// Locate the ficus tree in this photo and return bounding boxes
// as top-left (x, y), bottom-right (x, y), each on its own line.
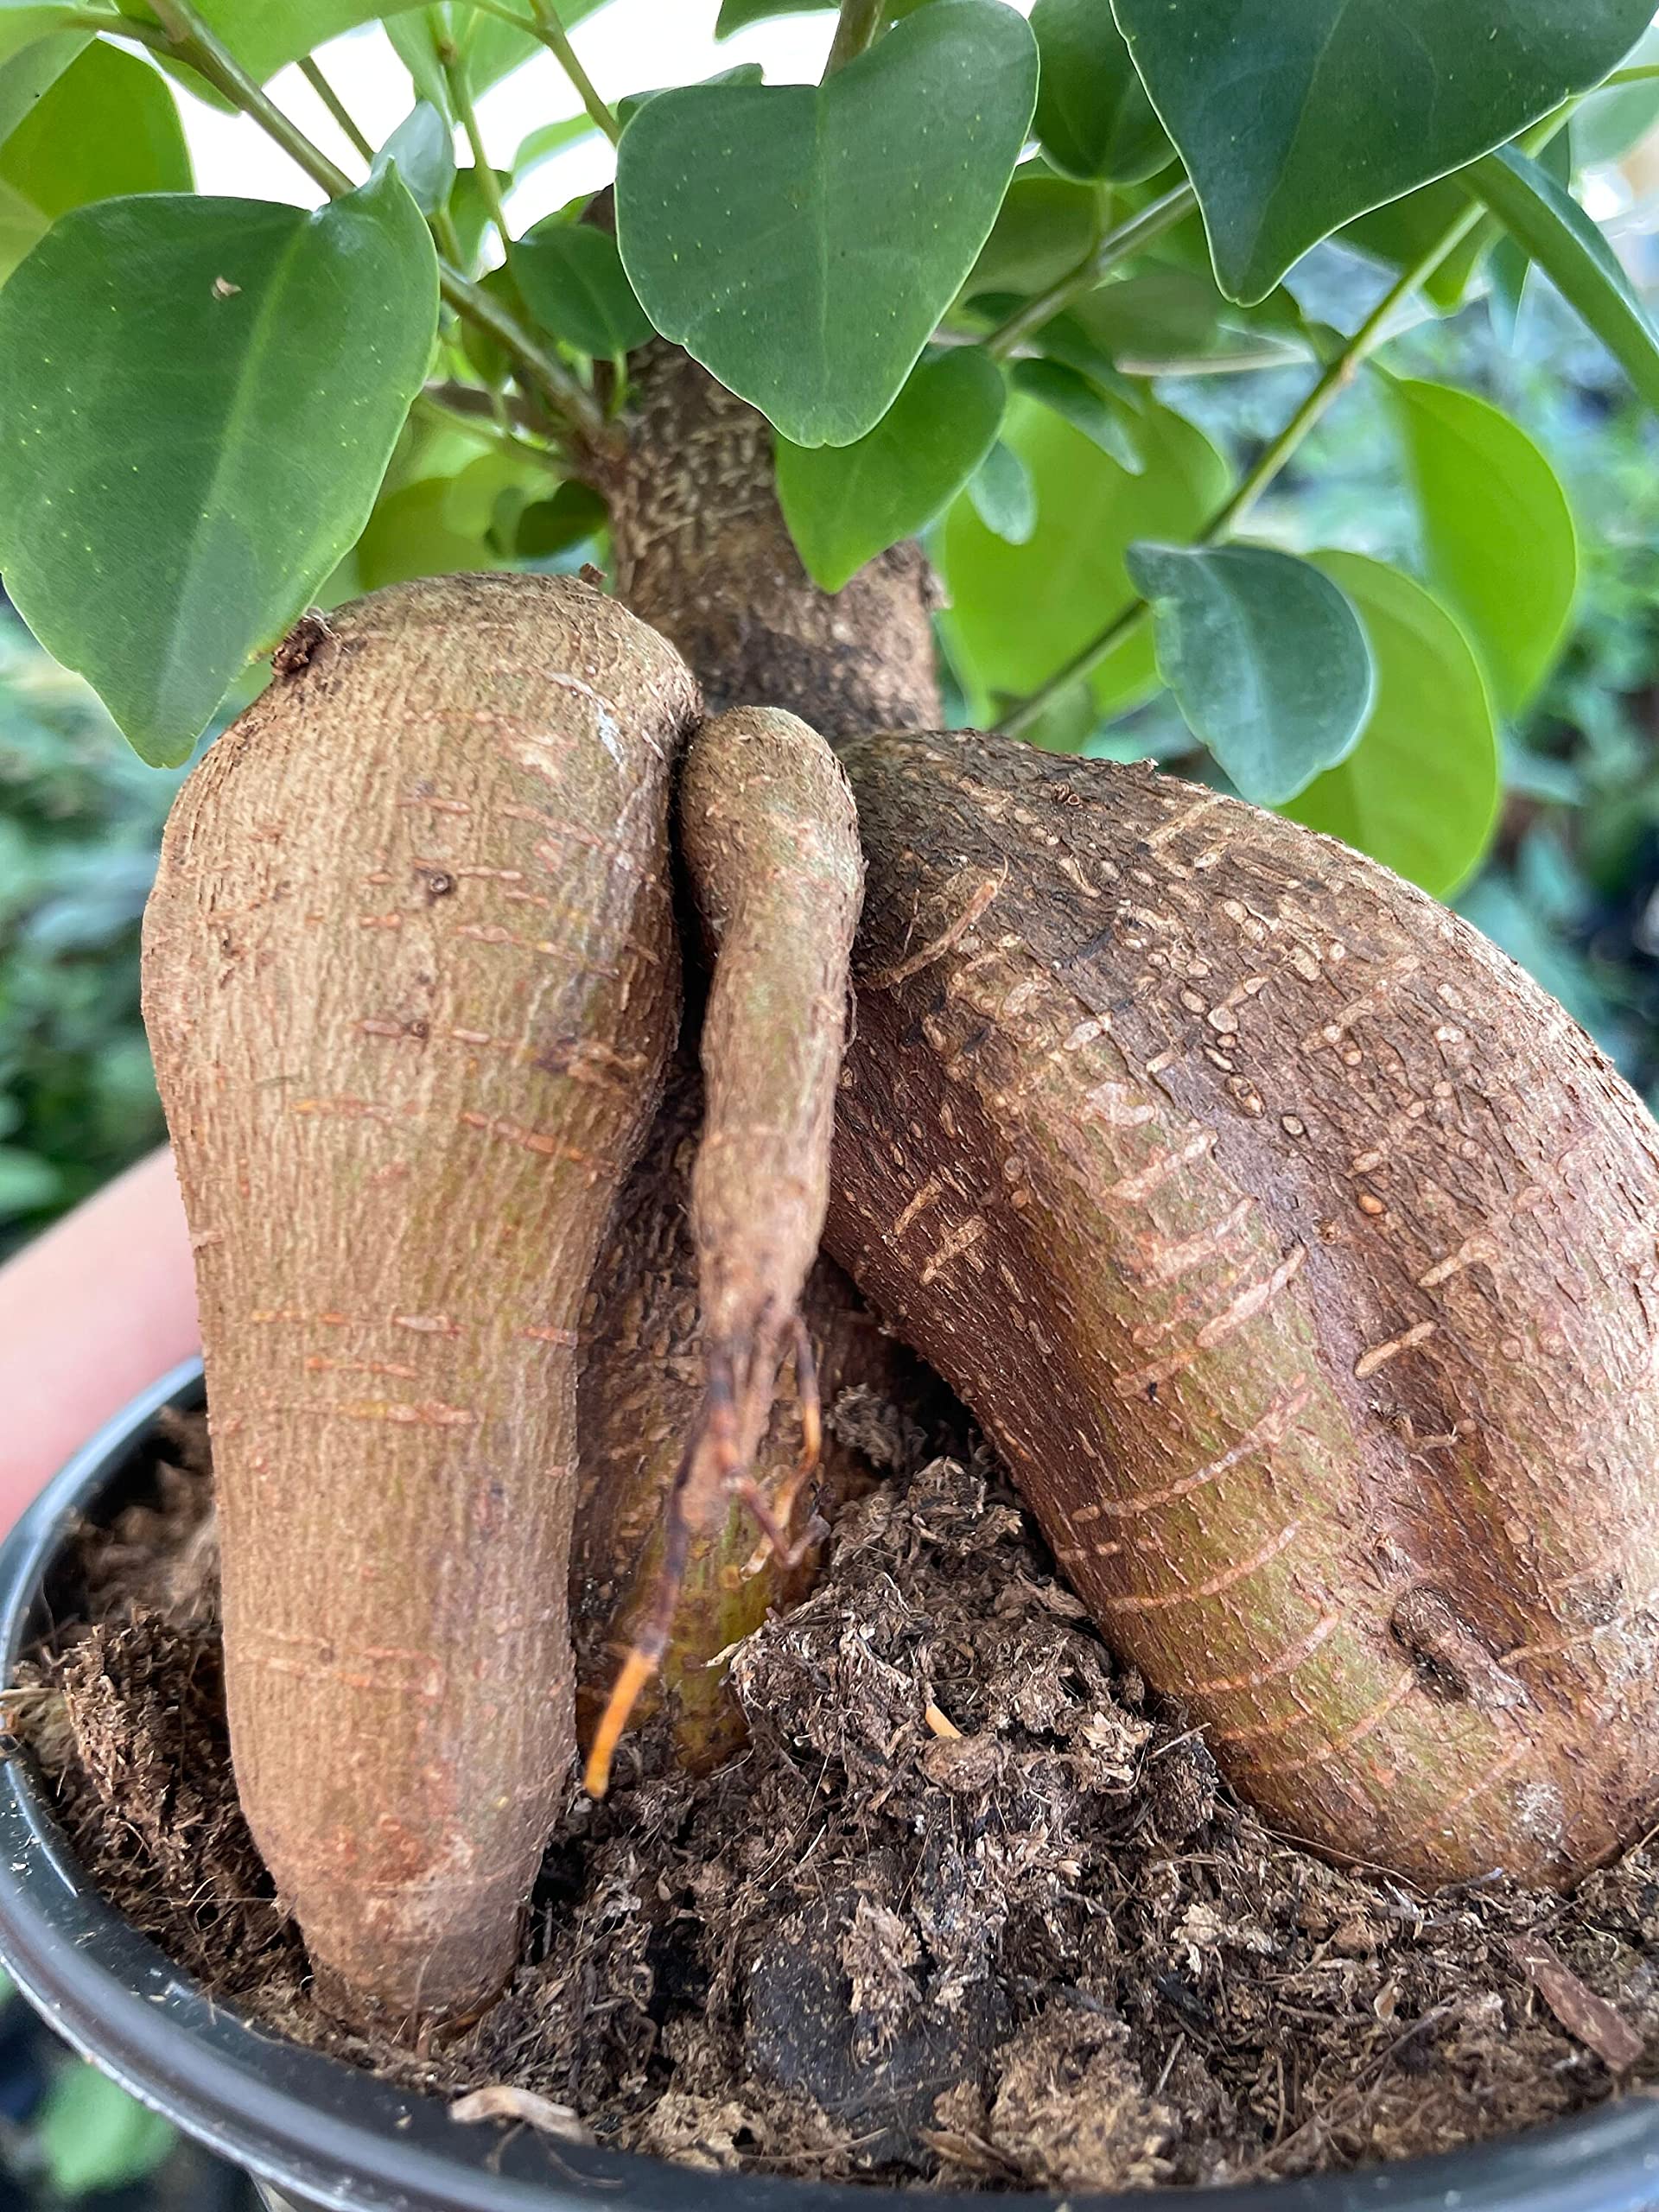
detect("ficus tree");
top-left (6, 0), bottom-right (1659, 2036)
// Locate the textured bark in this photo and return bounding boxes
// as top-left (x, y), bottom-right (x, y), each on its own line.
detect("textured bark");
top-left (606, 342), bottom-right (942, 736)
top-left (682, 707), bottom-right (863, 1403)
top-left (142, 574), bottom-right (699, 2024)
top-left (828, 730), bottom-right (1659, 1886)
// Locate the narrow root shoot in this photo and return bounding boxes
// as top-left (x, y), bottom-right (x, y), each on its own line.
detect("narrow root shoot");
top-left (587, 708), bottom-right (861, 1790)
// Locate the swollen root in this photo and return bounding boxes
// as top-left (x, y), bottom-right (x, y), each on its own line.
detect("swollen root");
top-left (143, 575), bottom-right (699, 2024)
top-left (585, 708), bottom-right (862, 1794)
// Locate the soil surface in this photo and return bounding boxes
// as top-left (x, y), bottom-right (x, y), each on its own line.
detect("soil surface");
top-left (11, 1402), bottom-right (1659, 2190)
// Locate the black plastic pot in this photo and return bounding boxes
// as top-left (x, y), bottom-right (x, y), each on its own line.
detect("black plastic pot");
top-left (3, 1368), bottom-right (1659, 2212)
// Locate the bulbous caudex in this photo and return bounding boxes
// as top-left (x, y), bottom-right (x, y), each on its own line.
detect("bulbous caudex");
top-left (829, 727), bottom-right (1659, 1887)
top-left (142, 574), bottom-right (698, 2026)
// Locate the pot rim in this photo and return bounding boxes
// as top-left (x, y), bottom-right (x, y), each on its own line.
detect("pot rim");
top-left (2, 1363), bottom-right (1658, 2212)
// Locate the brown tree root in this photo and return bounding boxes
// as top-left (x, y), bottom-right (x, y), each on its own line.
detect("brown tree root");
top-left (142, 575), bottom-right (698, 2027)
top-left (828, 728), bottom-right (1659, 1887)
top-left (586, 707), bottom-right (864, 1792)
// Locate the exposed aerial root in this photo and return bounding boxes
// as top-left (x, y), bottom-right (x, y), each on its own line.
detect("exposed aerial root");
top-left (585, 708), bottom-right (862, 1794)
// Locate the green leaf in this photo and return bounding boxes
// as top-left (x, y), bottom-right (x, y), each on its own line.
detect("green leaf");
top-left (120, 0), bottom-right (427, 86)
top-left (1342, 178), bottom-right (1496, 311)
top-left (1031, 0), bottom-right (1171, 184)
top-left (1112, 0), bottom-right (1654, 302)
top-left (940, 393), bottom-right (1226, 713)
top-left (512, 219), bottom-right (652, 357)
top-left (0, 41), bottom-right (190, 283)
top-left (389, 0), bottom-right (607, 111)
top-left (356, 476), bottom-right (490, 592)
top-left (517, 479), bottom-right (607, 558)
top-left (777, 347), bottom-right (1005, 591)
top-left (617, 63), bottom-right (764, 130)
top-left (965, 174), bottom-right (1097, 297)
top-left (1486, 128), bottom-right (1571, 349)
top-left (0, 26), bottom-right (87, 145)
top-left (37, 2063), bottom-right (175, 2200)
top-left (1124, 543), bottom-right (1375, 806)
top-left (1471, 144), bottom-right (1659, 416)
top-left (380, 103), bottom-right (454, 216)
top-left (715, 0), bottom-right (825, 32)
top-left (1391, 377), bottom-right (1579, 719)
top-left (1009, 356), bottom-right (1140, 473)
top-left (0, 172), bottom-right (439, 764)
top-left (616, 0), bottom-right (1036, 445)
top-left (1284, 554), bottom-right (1499, 897)
top-left (514, 113), bottom-right (598, 175)
top-left (1575, 23), bottom-right (1659, 166)
top-left (964, 438), bottom-right (1035, 545)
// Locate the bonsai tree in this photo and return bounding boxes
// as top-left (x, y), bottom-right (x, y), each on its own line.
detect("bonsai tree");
top-left (4, 0), bottom-right (1659, 2036)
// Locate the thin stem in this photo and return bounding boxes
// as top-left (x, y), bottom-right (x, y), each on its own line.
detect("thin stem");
top-left (437, 269), bottom-right (617, 452)
top-left (984, 181), bottom-right (1198, 361)
top-left (146, 0), bottom-right (353, 197)
top-left (63, 8), bottom-right (166, 46)
top-left (445, 58), bottom-right (512, 251)
top-left (996, 200), bottom-right (1488, 739)
top-left (824, 0), bottom-right (885, 76)
top-left (299, 56), bottom-right (374, 164)
top-left (525, 0), bottom-right (620, 144)
top-left (415, 389), bottom-right (562, 472)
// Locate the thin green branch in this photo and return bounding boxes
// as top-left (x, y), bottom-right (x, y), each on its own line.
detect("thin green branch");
top-left (983, 181), bottom-right (1199, 362)
top-left (299, 55), bottom-right (373, 164)
top-left (526, 0), bottom-right (620, 144)
top-left (146, 0), bottom-right (353, 197)
top-left (824, 0), bottom-right (886, 76)
top-left (444, 57), bottom-right (512, 250)
top-left (415, 388), bottom-right (563, 472)
top-left (995, 200), bottom-right (1488, 740)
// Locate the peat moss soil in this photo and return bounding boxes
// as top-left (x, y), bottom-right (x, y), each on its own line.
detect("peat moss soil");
top-left (13, 1400), bottom-right (1659, 2192)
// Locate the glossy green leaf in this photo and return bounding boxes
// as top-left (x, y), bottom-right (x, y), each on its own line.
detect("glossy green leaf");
top-left (517, 480), bottom-right (607, 557)
top-left (966, 175), bottom-right (1097, 297)
top-left (118, 0), bottom-right (429, 86)
top-left (380, 103), bottom-right (454, 215)
top-left (0, 42), bottom-right (189, 283)
top-left (1342, 179), bottom-right (1495, 311)
top-left (616, 0), bottom-right (1036, 445)
top-left (38, 2064), bottom-right (175, 2199)
top-left (1391, 378), bottom-right (1578, 719)
top-left (1031, 0), bottom-right (1171, 184)
top-left (0, 173), bottom-right (438, 764)
top-left (1010, 356), bottom-right (1140, 472)
top-left (1575, 24), bottom-right (1659, 165)
top-left (1125, 542), bottom-right (1373, 806)
top-left (777, 348), bottom-right (1004, 591)
top-left (514, 113), bottom-right (597, 175)
top-left (1112, 0), bottom-right (1653, 302)
top-left (1284, 553), bottom-right (1499, 897)
top-left (0, 25), bottom-right (86, 143)
top-left (941, 394), bottom-right (1226, 711)
top-left (389, 0), bottom-right (607, 111)
top-left (715, 0), bottom-right (826, 32)
top-left (512, 219), bottom-right (652, 357)
top-left (617, 63), bottom-right (763, 129)
top-left (964, 438), bottom-right (1035, 545)
top-left (1486, 128), bottom-right (1571, 349)
top-left (1471, 144), bottom-right (1659, 416)
top-left (357, 476), bottom-right (490, 592)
